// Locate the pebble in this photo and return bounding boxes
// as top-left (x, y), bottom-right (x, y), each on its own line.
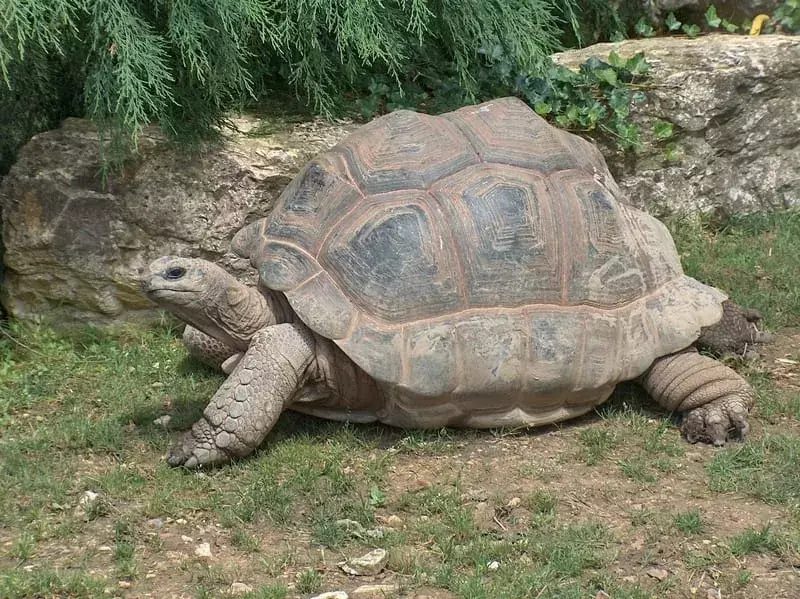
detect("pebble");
top-left (181, 535), bottom-right (193, 543)
top-left (385, 515), bottom-right (404, 528)
top-left (118, 581), bottom-right (132, 589)
top-left (595, 592), bottom-right (611, 599)
top-left (146, 518), bottom-right (164, 529)
top-left (229, 582), bottom-right (254, 595)
top-left (507, 497), bottom-right (522, 508)
top-left (79, 490), bottom-right (99, 507)
top-left (310, 593), bottom-right (348, 599)
top-left (339, 548), bottom-right (388, 576)
top-left (487, 561), bottom-right (500, 571)
top-left (646, 567), bottom-right (669, 581)
top-left (352, 583), bottom-right (399, 598)
top-left (194, 542), bottom-right (212, 558)
top-left (153, 415), bottom-right (171, 427)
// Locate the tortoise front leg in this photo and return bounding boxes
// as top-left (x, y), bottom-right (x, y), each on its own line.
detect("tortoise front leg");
top-left (639, 349), bottom-right (755, 446)
top-left (169, 323), bottom-right (317, 467)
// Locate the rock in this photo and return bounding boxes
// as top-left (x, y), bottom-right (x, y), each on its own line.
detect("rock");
top-left (339, 548), bottom-right (388, 576)
top-left (507, 497), bottom-right (522, 508)
top-left (384, 515), bottom-right (404, 528)
top-left (336, 519), bottom-right (366, 536)
top-left (194, 542), bottom-right (212, 558)
top-left (153, 415), bottom-right (171, 427)
top-left (351, 583), bottom-right (399, 598)
top-left (310, 593), bottom-right (348, 599)
top-left (553, 34), bottom-right (800, 217)
top-left (229, 582), bottom-right (254, 595)
top-left (181, 535), bottom-right (193, 543)
top-left (487, 561), bottom-right (500, 571)
top-left (595, 591), bottom-right (611, 599)
top-left (0, 116), bottom-right (357, 325)
top-left (118, 581), bottom-right (132, 589)
top-left (646, 566), bottom-right (670, 581)
top-left (78, 490), bottom-right (99, 507)
top-left (145, 518), bottom-right (164, 529)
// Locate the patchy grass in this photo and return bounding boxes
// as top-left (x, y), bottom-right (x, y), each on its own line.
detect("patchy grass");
top-left (0, 212), bottom-right (798, 598)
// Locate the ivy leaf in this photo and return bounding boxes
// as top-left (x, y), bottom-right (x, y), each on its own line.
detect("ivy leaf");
top-left (608, 88), bottom-right (630, 117)
top-left (594, 68), bottom-right (618, 87)
top-left (632, 91), bottom-right (647, 104)
top-left (534, 102), bottom-right (552, 115)
top-left (608, 51), bottom-right (626, 69)
top-left (665, 12), bottom-right (682, 31)
top-left (653, 120), bottom-right (674, 140)
top-left (625, 52), bottom-right (650, 75)
top-left (705, 5), bottom-right (722, 28)
top-left (721, 19), bottom-right (739, 32)
top-left (682, 23), bottom-right (702, 37)
top-left (635, 17), bottom-right (656, 37)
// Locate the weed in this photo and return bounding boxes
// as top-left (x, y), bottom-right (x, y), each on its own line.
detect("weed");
top-left (295, 569), bottom-right (323, 594)
top-left (673, 510), bottom-right (704, 534)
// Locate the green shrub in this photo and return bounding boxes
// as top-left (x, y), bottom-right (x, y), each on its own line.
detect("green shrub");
top-left (2, 0), bottom-right (611, 165)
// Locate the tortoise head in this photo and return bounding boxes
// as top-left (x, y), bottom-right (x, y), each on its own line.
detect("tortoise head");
top-left (142, 256), bottom-right (272, 350)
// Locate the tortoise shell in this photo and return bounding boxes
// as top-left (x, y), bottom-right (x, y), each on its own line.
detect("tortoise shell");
top-left (234, 97), bottom-right (724, 413)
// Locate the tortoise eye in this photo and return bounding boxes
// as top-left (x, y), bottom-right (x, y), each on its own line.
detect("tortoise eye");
top-left (165, 266), bottom-right (186, 280)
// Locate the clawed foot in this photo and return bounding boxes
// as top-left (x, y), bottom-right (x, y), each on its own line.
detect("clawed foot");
top-left (681, 395), bottom-right (751, 446)
top-left (167, 417), bottom-right (234, 468)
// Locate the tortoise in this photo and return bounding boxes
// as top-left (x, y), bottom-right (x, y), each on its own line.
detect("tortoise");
top-left (143, 97), bottom-right (770, 468)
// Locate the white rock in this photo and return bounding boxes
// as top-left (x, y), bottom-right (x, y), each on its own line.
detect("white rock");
top-left (79, 490), bottom-right (99, 506)
top-left (339, 549), bottom-right (388, 576)
top-left (194, 542), bottom-right (212, 558)
top-left (310, 592), bottom-right (348, 599)
top-left (487, 561), bottom-right (500, 571)
top-left (153, 415), bottom-right (171, 427)
top-left (352, 583), bottom-right (399, 598)
top-left (229, 582), bottom-right (254, 595)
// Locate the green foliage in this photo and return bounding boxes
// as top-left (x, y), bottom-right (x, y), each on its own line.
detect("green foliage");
top-left (2, 0), bottom-right (617, 167)
top-left (774, 0), bottom-right (800, 33)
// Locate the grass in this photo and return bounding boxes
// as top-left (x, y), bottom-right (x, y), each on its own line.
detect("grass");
top-left (0, 212), bottom-right (798, 597)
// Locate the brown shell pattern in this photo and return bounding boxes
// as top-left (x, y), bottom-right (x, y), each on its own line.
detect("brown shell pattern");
top-left (236, 98), bottom-right (725, 399)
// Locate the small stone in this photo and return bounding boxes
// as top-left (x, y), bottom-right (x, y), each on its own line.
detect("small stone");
top-left (364, 528), bottom-right (385, 539)
top-left (352, 583), bottom-right (399, 598)
top-left (507, 497), bottom-right (522, 508)
top-left (310, 593), bottom-right (348, 599)
top-left (487, 560), bottom-right (500, 571)
top-left (229, 582), bottom-right (254, 595)
top-left (194, 542), bottom-right (212, 558)
top-left (646, 567), bottom-right (669, 581)
top-left (336, 519), bottom-right (366, 536)
top-left (151, 382), bottom-right (164, 389)
top-left (79, 490), bottom-right (99, 506)
top-left (98, 545), bottom-right (113, 552)
top-left (181, 535), bottom-right (193, 543)
top-left (145, 573), bottom-right (156, 580)
top-left (385, 515), bottom-right (404, 528)
top-left (118, 581), bottom-right (132, 589)
top-left (146, 518), bottom-right (164, 529)
top-left (595, 591), bottom-right (610, 599)
top-left (153, 415), bottom-right (172, 427)
top-left (339, 548), bottom-right (388, 576)
top-left (707, 590), bottom-right (721, 599)
top-left (176, 518), bottom-right (187, 524)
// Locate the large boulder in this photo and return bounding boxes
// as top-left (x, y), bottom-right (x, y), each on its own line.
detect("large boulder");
top-left (554, 34), bottom-right (800, 216)
top-left (0, 117), bottom-right (357, 325)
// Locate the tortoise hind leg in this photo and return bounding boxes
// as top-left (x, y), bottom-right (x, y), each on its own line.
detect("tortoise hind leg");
top-left (639, 349), bottom-right (755, 446)
top-left (169, 323), bottom-right (317, 467)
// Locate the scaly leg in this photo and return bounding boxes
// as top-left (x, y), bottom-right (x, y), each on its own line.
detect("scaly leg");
top-left (640, 349), bottom-right (755, 446)
top-left (182, 325), bottom-right (240, 372)
top-left (169, 323), bottom-right (317, 467)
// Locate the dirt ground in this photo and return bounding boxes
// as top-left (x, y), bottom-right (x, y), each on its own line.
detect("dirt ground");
top-left (1, 331), bottom-right (799, 599)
